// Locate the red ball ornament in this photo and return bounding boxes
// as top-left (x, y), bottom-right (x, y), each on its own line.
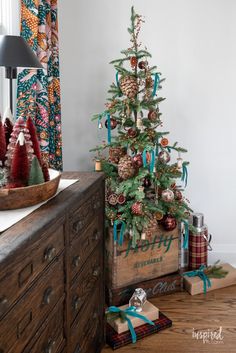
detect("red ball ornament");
top-left (158, 150), bottom-right (171, 164)
top-left (105, 117), bottom-right (117, 130)
top-left (128, 128), bottom-right (138, 138)
top-left (133, 153), bottom-right (143, 167)
top-left (131, 202), bottom-right (143, 216)
top-left (161, 214), bottom-right (177, 231)
top-left (130, 56), bottom-right (138, 68)
top-left (174, 190), bottom-right (182, 201)
top-left (142, 177), bottom-right (151, 188)
top-left (148, 110), bottom-right (158, 122)
top-left (138, 61), bottom-right (147, 70)
top-left (117, 194), bottom-right (126, 205)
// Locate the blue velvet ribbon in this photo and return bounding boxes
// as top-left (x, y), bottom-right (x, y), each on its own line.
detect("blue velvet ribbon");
top-left (181, 164), bottom-right (188, 188)
top-left (182, 220), bottom-right (189, 249)
top-left (108, 306), bottom-right (155, 343)
top-left (113, 220), bottom-right (126, 246)
top-left (107, 113), bottom-right (111, 144)
top-left (183, 265), bottom-right (212, 294)
top-left (152, 73), bottom-right (160, 97)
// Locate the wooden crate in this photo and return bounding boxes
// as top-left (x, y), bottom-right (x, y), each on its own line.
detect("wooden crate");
top-left (106, 271), bottom-right (183, 306)
top-left (106, 224), bottom-right (180, 289)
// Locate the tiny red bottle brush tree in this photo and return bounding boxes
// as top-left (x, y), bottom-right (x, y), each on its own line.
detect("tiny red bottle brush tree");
top-left (0, 116), bottom-right (6, 165)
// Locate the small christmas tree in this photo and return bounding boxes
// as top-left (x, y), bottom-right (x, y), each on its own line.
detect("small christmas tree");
top-left (10, 132), bottom-right (29, 186)
top-left (26, 116), bottom-right (42, 163)
top-left (5, 117), bottom-right (34, 168)
top-left (28, 156), bottom-right (44, 185)
top-left (0, 115), bottom-right (6, 166)
top-left (92, 7), bottom-right (192, 245)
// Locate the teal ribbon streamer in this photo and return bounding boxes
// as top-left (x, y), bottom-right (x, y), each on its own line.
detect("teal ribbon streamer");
top-left (150, 149), bottom-right (155, 173)
top-left (108, 306), bottom-right (155, 343)
top-left (182, 220), bottom-right (189, 249)
top-left (181, 164), bottom-right (188, 188)
top-left (107, 113), bottom-right (111, 144)
top-left (152, 73), bottom-right (160, 97)
top-left (113, 220), bottom-right (126, 246)
top-left (142, 148), bottom-right (148, 167)
top-left (183, 265), bottom-right (212, 294)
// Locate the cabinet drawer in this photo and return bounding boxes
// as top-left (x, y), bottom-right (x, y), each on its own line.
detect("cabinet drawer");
top-left (69, 188), bottom-right (103, 242)
top-left (70, 287), bottom-right (103, 353)
top-left (70, 244), bottom-right (102, 326)
top-left (23, 298), bottom-right (64, 353)
top-left (0, 256), bottom-right (64, 353)
top-left (69, 216), bottom-right (103, 284)
top-left (0, 221), bottom-right (64, 319)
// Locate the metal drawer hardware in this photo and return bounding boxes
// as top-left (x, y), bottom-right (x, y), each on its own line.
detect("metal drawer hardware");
top-left (44, 247), bottom-right (56, 262)
top-left (44, 338), bottom-right (56, 353)
top-left (73, 296), bottom-right (81, 311)
top-left (92, 230), bottom-right (101, 241)
top-left (72, 255), bottom-right (81, 268)
top-left (42, 287), bottom-right (53, 305)
top-left (93, 200), bottom-right (101, 210)
top-left (0, 296), bottom-right (8, 307)
top-left (73, 220), bottom-right (83, 233)
top-left (74, 343), bottom-right (81, 353)
top-left (93, 267), bottom-right (100, 278)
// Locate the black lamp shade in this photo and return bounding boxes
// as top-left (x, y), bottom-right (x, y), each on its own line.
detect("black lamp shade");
top-left (0, 35), bottom-right (43, 69)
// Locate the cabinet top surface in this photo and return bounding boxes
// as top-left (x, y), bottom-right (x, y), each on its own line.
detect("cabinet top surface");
top-left (0, 172), bottom-right (104, 262)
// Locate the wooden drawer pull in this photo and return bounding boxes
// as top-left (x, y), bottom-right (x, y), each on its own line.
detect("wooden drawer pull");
top-left (0, 296), bottom-right (8, 314)
top-left (42, 287), bottom-right (54, 305)
top-left (72, 296), bottom-right (81, 311)
top-left (72, 255), bottom-right (81, 268)
top-left (44, 247), bottom-right (56, 262)
top-left (43, 339), bottom-right (56, 353)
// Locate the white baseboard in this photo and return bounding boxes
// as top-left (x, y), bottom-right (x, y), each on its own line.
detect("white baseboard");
top-left (208, 244), bottom-right (236, 267)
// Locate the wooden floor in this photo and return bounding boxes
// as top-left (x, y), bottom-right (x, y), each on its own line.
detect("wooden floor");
top-left (102, 285), bottom-right (236, 353)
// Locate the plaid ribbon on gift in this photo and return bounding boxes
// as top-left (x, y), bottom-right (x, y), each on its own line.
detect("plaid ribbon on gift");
top-left (106, 311), bottom-right (172, 350)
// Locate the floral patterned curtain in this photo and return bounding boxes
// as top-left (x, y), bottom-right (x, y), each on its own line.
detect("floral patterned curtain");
top-left (17, 0), bottom-right (62, 171)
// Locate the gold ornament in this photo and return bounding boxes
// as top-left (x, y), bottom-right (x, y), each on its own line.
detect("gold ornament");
top-left (95, 159), bottom-right (102, 171)
top-left (120, 76), bottom-right (138, 99)
top-left (155, 212), bottom-right (164, 221)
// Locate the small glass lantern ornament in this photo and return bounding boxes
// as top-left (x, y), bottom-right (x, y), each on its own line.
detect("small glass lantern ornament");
top-left (129, 288), bottom-right (147, 312)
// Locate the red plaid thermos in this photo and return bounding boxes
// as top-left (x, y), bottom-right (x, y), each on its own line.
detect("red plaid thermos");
top-left (189, 213), bottom-right (211, 270)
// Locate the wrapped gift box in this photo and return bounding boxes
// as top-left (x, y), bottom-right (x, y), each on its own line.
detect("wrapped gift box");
top-left (184, 263), bottom-right (236, 295)
top-left (106, 311), bottom-right (172, 350)
top-left (107, 300), bottom-right (159, 334)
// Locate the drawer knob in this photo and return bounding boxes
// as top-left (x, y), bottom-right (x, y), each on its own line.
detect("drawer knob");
top-left (42, 287), bottom-right (53, 305)
top-left (44, 339), bottom-right (56, 353)
top-left (73, 296), bottom-right (81, 311)
top-left (44, 247), bottom-right (56, 262)
top-left (73, 255), bottom-right (81, 268)
top-left (0, 296), bottom-right (8, 315)
top-left (93, 268), bottom-right (100, 277)
top-left (92, 230), bottom-right (101, 241)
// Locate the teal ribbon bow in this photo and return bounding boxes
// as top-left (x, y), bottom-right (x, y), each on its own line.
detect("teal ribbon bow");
top-left (113, 220), bottom-right (126, 246)
top-left (181, 164), bottom-right (188, 188)
top-left (108, 306), bottom-right (155, 343)
top-left (107, 113), bottom-right (111, 144)
top-left (142, 148), bottom-right (156, 173)
top-left (182, 220), bottom-right (189, 249)
top-left (184, 265), bottom-right (212, 294)
top-left (152, 73), bottom-right (160, 97)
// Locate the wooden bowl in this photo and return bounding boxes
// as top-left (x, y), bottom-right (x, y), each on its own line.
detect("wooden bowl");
top-left (0, 169), bottom-right (61, 210)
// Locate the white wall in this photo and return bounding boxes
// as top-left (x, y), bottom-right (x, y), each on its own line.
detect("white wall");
top-left (58, 0), bottom-right (236, 262)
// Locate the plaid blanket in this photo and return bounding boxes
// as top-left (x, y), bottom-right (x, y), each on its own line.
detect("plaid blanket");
top-left (106, 311), bottom-right (172, 349)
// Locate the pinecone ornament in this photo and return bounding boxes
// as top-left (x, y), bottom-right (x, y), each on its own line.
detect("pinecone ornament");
top-left (120, 76), bottom-right (138, 99)
top-left (118, 155), bottom-right (136, 180)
